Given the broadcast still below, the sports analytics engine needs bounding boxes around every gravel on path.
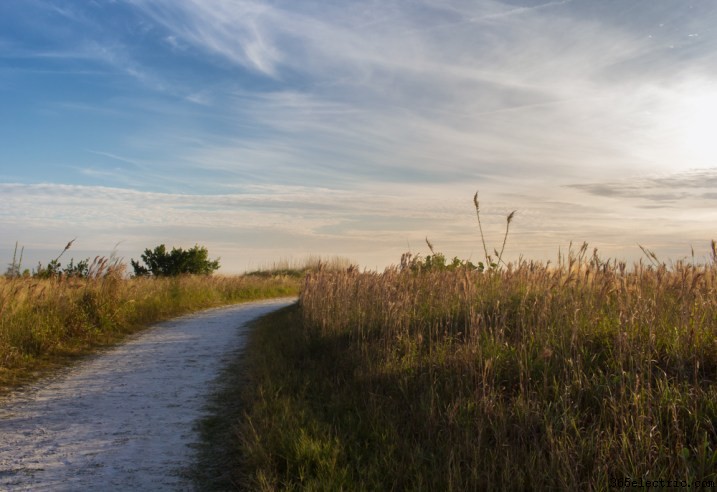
[0,297,296,491]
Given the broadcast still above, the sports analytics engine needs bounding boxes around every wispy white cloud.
[125,0,286,76]
[117,0,695,186]
[22,0,711,188]
[85,150,146,168]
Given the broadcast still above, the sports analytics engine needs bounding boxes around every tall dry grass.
[0,265,300,391]
[247,255,355,278]
[238,242,717,489]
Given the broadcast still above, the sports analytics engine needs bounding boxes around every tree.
[131,244,220,277]
[62,258,90,278]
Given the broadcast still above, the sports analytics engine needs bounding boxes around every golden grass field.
[0,269,300,392]
[232,242,717,490]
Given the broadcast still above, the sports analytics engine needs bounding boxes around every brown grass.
[236,243,717,490]
[0,270,300,393]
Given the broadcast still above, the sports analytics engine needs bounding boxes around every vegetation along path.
[0,297,295,491]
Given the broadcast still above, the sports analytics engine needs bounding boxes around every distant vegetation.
[4,239,109,279]
[5,241,222,279]
[131,244,220,277]
[246,255,355,278]
[223,194,717,490]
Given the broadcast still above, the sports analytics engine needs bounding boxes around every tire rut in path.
[0,298,295,491]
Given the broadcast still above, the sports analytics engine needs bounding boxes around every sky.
[1,0,717,273]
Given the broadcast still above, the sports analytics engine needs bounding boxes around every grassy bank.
[193,305,300,490]
[0,273,300,393]
[231,248,717,490]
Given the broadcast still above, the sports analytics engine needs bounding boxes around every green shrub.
[131,244,220,276]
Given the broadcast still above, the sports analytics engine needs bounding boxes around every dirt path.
[0,297,296,491]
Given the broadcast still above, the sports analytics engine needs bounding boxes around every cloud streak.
[569,168,717,205]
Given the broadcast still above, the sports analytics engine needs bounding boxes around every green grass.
[0,273,300,393]
[223,304,355,491]
[192,305,298,490]
[225,248,717,491]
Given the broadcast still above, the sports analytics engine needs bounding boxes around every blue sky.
[2,0,717,272]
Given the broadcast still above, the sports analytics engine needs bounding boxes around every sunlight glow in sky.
[1,1,716,272]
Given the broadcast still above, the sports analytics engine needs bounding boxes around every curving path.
[0,297,296,491]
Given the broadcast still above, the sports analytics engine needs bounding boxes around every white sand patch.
[0,297,296,491]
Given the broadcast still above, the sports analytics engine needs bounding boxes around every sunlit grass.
[0,272,300,392]
[246,255,356,278]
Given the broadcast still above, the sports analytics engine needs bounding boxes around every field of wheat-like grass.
[0,269,300,391]
[236,243,717,490]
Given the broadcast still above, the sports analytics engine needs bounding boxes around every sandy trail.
[0,297,295,491]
